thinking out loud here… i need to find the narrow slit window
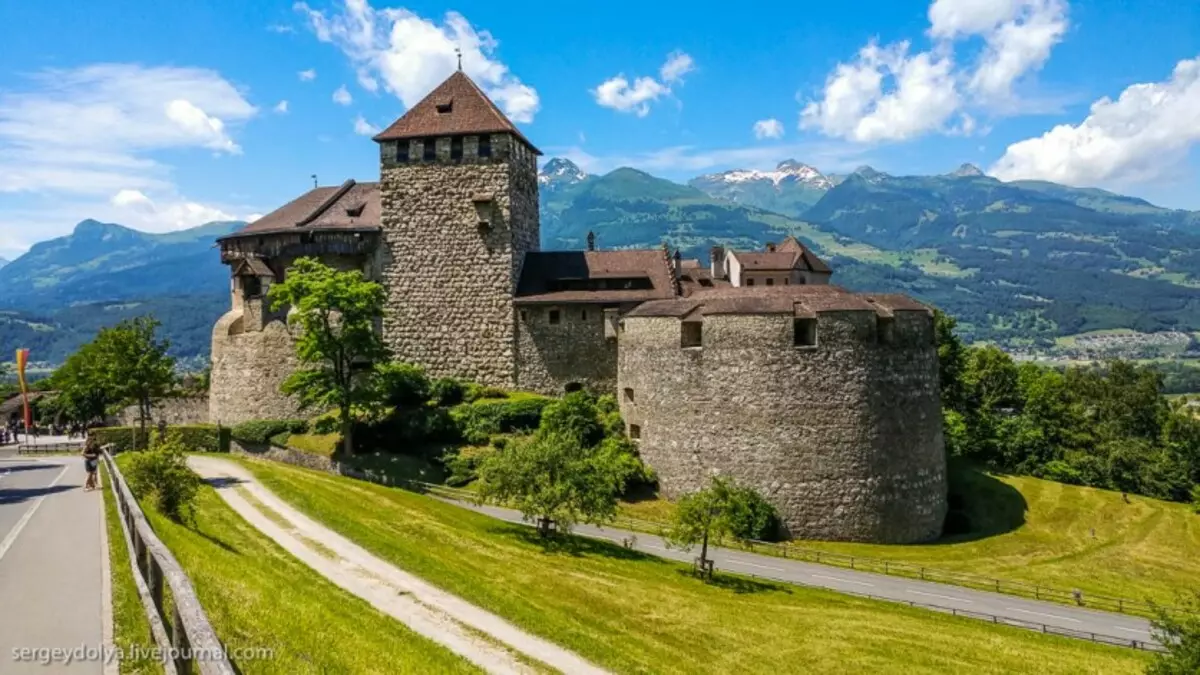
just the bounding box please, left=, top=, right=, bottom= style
left=629, top=424, right=641, bottom=440
left=423, top=139, right=436, bottom=161
left=783, top=278, right=790, bottom=285
left=623, top=387, right=634, bottom=403
left=877, top=316, right=895, bottom=344
left=793, top=318, right=818, bottom=347
left=450, top=136, right=463, bottom=160
left=681, top=322, right=702, bottom=348
left=581, top=309, right=588, bottom=321
left=548, top=309, right=561, bottom=325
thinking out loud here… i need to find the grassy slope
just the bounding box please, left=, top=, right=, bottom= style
left=100, top=464, right=163, bottom=675
left=113, top=457, right=478, bottom=675
left=239, top=457, right=1149, bottom=675
left=621, top=465, right=1200, bottom=607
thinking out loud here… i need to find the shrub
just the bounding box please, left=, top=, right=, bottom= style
left=269, top=431, right=291, bottom=447
left=1191, top=484, right=1200, bottom=514
left=230, top=419, right=308, bottom=445
left=724, top=483, right=781, bottom=542
left=449, top=394, right=552, bottom=445
left=539, top=391, right=604, bottom=446
left=286, top=433, right=342, bottom=457
left=462, top=382, right=508, bottom=403
left=1035, top=460, right=1083, bottom=486
left=375, top=362, right=430, bottom=408
left=430, top=377, right=466, bottom=406
left=596, top=394, right=624, bottom=437
left=123, top=432, right=202, bottom=523
left=443, top=445, right=497, bottom=486
left=93, top=424, right=228, bottom=453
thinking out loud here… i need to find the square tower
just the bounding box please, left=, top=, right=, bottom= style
left=373, top=71, right=541, bottom=387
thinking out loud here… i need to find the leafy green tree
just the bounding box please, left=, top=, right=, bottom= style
left=1149, top=593, right=1200, bottom=675
left=663, top=475, right=779, bottom=578
left=476, top=431, right=640, bottom=536
left=91, top=317, right=176, bottom=439
left=44, top=341, right=113, bottom=426
left=538, top=391, right=605, bottom=447
left=124, top=431, right=202, bottom=523
left=268, top=257, right=389, bottom=456
left=933, top=310, right=967, bottom=413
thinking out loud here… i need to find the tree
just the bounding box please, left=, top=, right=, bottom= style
left=933, top=310, right=967, bottom=413
left=1149, top=593, right=1200, bottom=675
left=44, top=341, right=113, bottom=427
left=663, top=475, right=779, bottom=579
left=91, top=317, right=176, bottom=440
left=268, top=257, right=389, bottom=456
left=476, top=431, right=640, bottom=536
left=124, top=431, right=202, bottom=523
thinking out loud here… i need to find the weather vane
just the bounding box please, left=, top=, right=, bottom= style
left=455, top=46, right=463, bottom=71
left=311, top=174, right=318, bottom=188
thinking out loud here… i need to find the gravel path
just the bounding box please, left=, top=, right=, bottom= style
left=186, top=455, right=609, bottom=675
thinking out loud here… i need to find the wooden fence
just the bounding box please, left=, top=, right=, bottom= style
left=102, top=450, right=236, bottom=675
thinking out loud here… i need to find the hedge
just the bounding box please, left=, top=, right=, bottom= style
left=230, top=419, right=308, bottom=445
left=449, top=393, right=552, bottom=445
left=91, top=424, right=230, bottom=453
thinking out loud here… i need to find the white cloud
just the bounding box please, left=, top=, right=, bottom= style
left=298, top=68, right=317, bottom=81
left=353, top=115, right=380, bottom=136
left=296, top=2, right=540, bottom=123
left=332, top=85, right=353, bottom=105
left=801, top=0, right=1068, bottom=143
left=753, top=118, right=784, bottom=140
left=801, top=41, right=960, bottom=142
left=592, top=51, right=695, bottom=116
left=274, top=99, right=290, bottom=113
left=0, top=63, right=259, bottom=255
left=660, top=50, right=695, bottom=84
left=991, top=56, right=1200, bottom=186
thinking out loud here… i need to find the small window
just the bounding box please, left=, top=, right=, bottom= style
left=395, top=142, right=409, bottom=163
left=519, top=310, right=527, bottom=321
left=564, top=382, right=583, bottom=393
left=784, top=278, right=790, bottom=285
left=423, top=139, right=436, bottom=161
left=623, top=387, right=634, bottom=403
left=747, top=278, right=755, bottom=286
left=435, top=100, right=453, bottom=114
left=798, top=277, right=807, bottom=285
left=766, top=278, right=775, bottom=286
left=629, top=424, right=641, bottom=440
left=794, top=318, right=818, bottom=347
left=681, top=322, right=702, bottom=348
left=450, top=136, right=463, bottom=160
left=549, top=309, right=561, bottom=325
left=243, top=276, right=262, bottom=298
left=877, top=316, right=896, bottom=344
left=580, top=309, right=588, bottom=321
left=478, top=134, right=492, bottom=158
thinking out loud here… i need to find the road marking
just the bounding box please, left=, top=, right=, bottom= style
left=1005, top=607, right=1081, bottom=623
left=1114, top=626, right=1152, bottom=636
left=728, top=560, right=784, bottom=571
left=0, top=464, right=70, bottom=564
left=812, top=574, right=874, bottom=587
left=907, top=590, right=972, bottom=603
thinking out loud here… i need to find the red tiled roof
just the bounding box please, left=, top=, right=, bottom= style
left=222, top=180, right=382, bottom=239
left=373, top=71, right=540, bottom=153
left=730, top=235, right=832, bottom=274
left=515, top=250, right=678, bottom=304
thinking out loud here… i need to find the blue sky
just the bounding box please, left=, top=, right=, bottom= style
left=1, top=0, right=1198, bottom=259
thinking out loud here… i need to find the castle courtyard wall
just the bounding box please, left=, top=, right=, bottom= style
left=209, top=311, right=302, bottom=425
left=516, top=304, right=630, bottom=395
left=617, top=309, right=947, bottom=543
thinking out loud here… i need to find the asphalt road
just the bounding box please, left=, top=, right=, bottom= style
left=0, top=449, right=109, bottom=673
left=451, top=499, right=1159, bottom=649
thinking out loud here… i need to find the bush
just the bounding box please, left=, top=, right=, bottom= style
left=92, top=424, right=228, bottom=453
left=430, top=378, right=466, bottom=407
left=724, top=483, right=781, bottom=542
left=230, top=419, right=308, bottom=445
left=1035, top=460, right=1084, bottom=486
left=375, top=362, right=430, bottom=408
left=123, top=432, right=202, bottom=523
left=539, top=391, right=604, bottom=446
left=449, top=394, right=552, bottom=445
left=1191, top=484, right=1200, bottom=514
left=463, top=382, right=508, bottom=403
left=286, top=433, right=342, bottom=457
left=269, top=431, right=291, bottom=447
left=443, top=445, right=497, bottom=486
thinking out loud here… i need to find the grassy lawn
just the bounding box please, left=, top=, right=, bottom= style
left=100, top=464, right=163, bottom=675
left=112, top=457, right=479, bottom=674
left=238, top=457, right=1151, bottom=675
left=619, top=464, right=1200, bottom=608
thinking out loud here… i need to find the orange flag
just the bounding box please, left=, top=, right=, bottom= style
left=15, top=349, right=31, bottom=430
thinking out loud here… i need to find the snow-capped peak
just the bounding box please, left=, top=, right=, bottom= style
left=948, top=163, right=985, bottom=178
left=700, top=159, right=833, bottom=189
left=538, top=158, right=588, bottom=186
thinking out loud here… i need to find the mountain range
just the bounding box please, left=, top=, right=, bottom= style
left=3, top=159, right=1199, bottom=365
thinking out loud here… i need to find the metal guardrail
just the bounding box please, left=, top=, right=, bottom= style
left=17, top=442, right=85, bottom=454
left=102, top=450, right=236, bottom=675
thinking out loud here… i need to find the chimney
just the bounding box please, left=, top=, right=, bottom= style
left=766, top=241, right=777, bottom=252
left=587, top=230, right=596, bottom=251
left=672, top=250, right=683, bottom=295
left=710, top=245, right=725, bottom=279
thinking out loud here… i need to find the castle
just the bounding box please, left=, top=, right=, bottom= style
left=210, top=70, right=947, bottom=543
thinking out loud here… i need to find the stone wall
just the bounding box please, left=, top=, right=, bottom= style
left=115, top=397, right=209, bottom=426
left=209, top=311, right=302, bottom=425
left=618, top=309, right=946, bottom=543
left=515, top=304, right=628, bottom=395
left=377, top=133, right=539, bottom=388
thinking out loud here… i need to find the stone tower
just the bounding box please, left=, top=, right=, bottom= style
left=373, top=71, right=541, bottom=387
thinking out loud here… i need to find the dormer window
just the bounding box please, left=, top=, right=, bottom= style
left=435, top=100, right=453, bottom=114
left=344, top=203, right=365, bottom=218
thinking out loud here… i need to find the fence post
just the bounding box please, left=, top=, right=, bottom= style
left=920, top=567, right=925, bottom=581
left=884, top=561, right=889, bottom=575
left=172, top=604, right=189, bottom=674
left=995, top=579, right=1000, bottom=592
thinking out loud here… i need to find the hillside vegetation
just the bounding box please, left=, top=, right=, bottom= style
left=237, top=458, right=1150, bottom=675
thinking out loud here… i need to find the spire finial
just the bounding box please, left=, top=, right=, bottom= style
left=311, top=174, right=318, bottom=189
left=455, top=47, right=463, bottom=72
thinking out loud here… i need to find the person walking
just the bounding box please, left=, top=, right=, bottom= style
left=82, top=439, right=101, bottom=491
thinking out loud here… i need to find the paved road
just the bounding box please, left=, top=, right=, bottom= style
left=448, top=499, right=1159, bottom=648
left=0, top=448, right=111, bottom=673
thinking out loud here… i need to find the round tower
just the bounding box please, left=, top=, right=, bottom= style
left=617, top=286, right=947, bottom=543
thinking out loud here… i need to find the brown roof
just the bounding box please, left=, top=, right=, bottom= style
left=0, top=391, right=55, bottom=416
left=373, top=71, right=540, bottom=153
left=223, top=180, right=381, bottom=239
left=626, top=285, right=931, bottom=317
left=515, top=250, right=678, bottom=304
left=730, top=236, right=831, bottom=274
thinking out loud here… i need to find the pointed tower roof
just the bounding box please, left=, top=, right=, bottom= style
left=372, top=70, right=540, bottom=154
